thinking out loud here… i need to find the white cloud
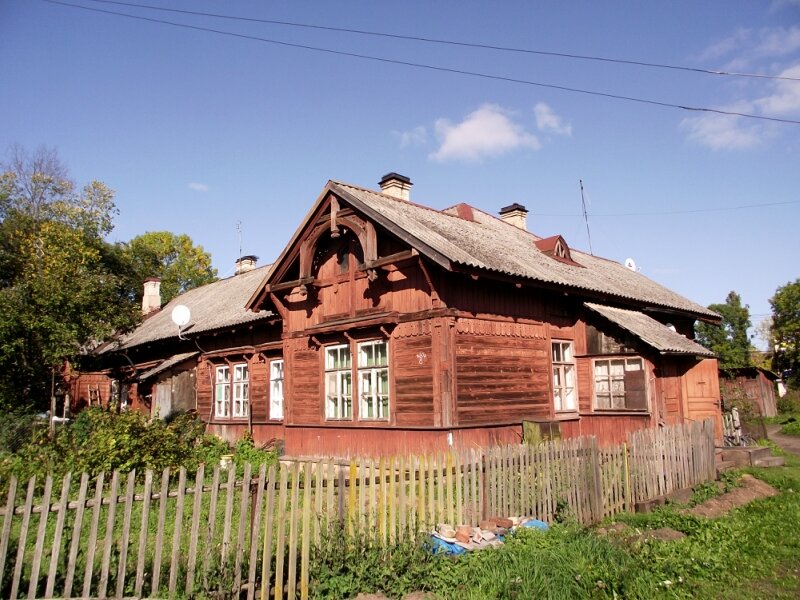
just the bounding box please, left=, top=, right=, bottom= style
left=681, top=111, right=764, bottom=150
left=698, top=25, right=800, bottom=68
left=697, top=28, right=752, bottom=62
left=753, top=25, right=800, bottom=59
left=534, top=102, right=572, bottom=136
left=754, top=64, right=800, bottom=115
left=393, top=126, right=427, bottom=148
left=430, top=104, right=540, bottom=162
left=188, top=182, right=209, bottom=192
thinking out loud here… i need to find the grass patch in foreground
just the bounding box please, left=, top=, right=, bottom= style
left=306, top=462, right=800, bottom=599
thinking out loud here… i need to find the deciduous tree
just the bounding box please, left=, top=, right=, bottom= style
left=771, top=278, right=800, bottom=388
left=0, top=146, right=138, bottom=408
left=695, top=291, right=753, bottom=369
left=120, top=231, right=217, bottom=305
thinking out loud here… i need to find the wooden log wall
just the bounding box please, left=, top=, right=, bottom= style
left=454, top=321, right=551, bottom=426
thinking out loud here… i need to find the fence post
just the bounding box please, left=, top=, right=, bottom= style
left=623, top=442, right=632, bottom=512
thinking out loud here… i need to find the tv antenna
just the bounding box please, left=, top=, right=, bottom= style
left=236, top=220, right=243, bottom=262
left=580, top=180, right=594, bottom=256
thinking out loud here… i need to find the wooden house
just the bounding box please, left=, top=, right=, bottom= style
left=73, top=174, right=722, bottom=457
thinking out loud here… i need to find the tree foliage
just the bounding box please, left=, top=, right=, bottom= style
left=0, top=146, right=139, bottom=408
left=771, top=278, right=800, bottom=388
left=695, top=291, right=753, bottom=369
left=121, top=231, right=217, bottom=305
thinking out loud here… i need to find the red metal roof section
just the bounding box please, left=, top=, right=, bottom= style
left=454, top=203, right=476, bottom=222
left=534, top=235, right=582, bottom=267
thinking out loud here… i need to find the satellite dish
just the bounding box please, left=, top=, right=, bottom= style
left=624, top=258, right=637, bottom=272
left=171, top=304, right=191, bottom=328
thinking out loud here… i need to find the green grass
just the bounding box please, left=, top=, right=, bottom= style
left=309, top=460, right=800, bottom=600
left=779, top=420, right=800, bottom=436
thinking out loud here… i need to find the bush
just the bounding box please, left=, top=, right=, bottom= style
left=0, top=407, right=274, bottom=486
left=777, top=389, right=800, bottom=415
left=780, top=421, right=800, bottom=437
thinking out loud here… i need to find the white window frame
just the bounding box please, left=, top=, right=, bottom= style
left=358, top=339, right=389, bottom=421
left=593, top=357, right=648, bottom=411
left=325, top=344, right=352, bottom=420
left=232, top=363, right=249, bottom=418
left=270, top=359, right=284, bottom=420
left=551, top=341, right=577, bottom=412
left=214, top=365, right=231, bottom=418
left=215, top=363, right=249, bottom=419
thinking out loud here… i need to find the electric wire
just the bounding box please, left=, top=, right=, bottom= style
left=41, top=0, right=800, bottom=126
left=80, top=0, right=800, bottom=83
left=534, top=199, right=800, bottom=217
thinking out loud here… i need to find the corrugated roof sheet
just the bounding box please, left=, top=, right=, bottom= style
left=584, top=303, right=714, bottom=357
left=106, top=265, right=274, bottom=351
left=137, top=352, right=198, bottom=381
left=332, top=181, right=718, bottom=320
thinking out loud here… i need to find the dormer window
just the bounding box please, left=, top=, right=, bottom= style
left=534, top=235, right=582, bottom=267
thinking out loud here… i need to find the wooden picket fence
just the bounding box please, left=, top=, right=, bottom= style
left=0, top=419, right=715, bottom=599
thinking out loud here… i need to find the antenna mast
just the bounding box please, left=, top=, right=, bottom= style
left=580, top=180, right=594, bottom=256
left=236, top=220, right=243, bottom=260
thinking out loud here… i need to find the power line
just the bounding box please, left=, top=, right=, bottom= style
left=534, top=199, right=800, bottom=217
left=41, top=0, right=800, bottom=126
left=80, top=0, right=800, bottom=83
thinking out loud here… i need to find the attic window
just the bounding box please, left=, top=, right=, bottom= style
left=534, top=235, right=581, bottom=266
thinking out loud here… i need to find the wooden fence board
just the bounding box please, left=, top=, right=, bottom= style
left=186, top=464, right=206, bottom=598
left=82, top=472, right=105, bottom=599
left=28, top=474, right=52, bottom=599
left=64, top=472, right=89, bottom=598
left=150, top=468, right=170, bottom=595
left=168, top=467, right=187, bottom=594
left=115, top=470, right=137, bottom=599
left=133, top=469, right=153, bottom=598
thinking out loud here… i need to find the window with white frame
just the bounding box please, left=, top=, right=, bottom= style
left=214, top=365, right=230, bottom=418
left=358, top=340, right=389, bottom=420
left=593, top=357, right=648, bottom=411
left=232, top=364, right=249, bottom=418
left=270, top=359, right=284, bottom=420
left=325, top=344, right=352, bottom=419
left=552, top=341, right=577, bottom=412
left=215, top=363, right=249, bottom=418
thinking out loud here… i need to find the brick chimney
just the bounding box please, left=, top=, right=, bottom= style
left=235, top=255, right=258, bottom=275
left=499, top=203, right=528, bottom=230
left=379, top=172, right=412, bottom=201
left=142, top=278, right=161, bottom=315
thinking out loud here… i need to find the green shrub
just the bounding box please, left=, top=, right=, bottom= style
left=780, top=420, right=800, bottom=437
left=0, top=407, right=276, bottom=487
left=777, top=389, right=800, bottom=415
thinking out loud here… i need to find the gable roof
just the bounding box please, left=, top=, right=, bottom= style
left=250, top=180, right=718, bottom=321
left=584, top=303, right=714, bottom=357
left=104, top=264, right=274, bottom=352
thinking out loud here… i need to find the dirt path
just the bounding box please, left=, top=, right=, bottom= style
left=766, top=423, right=800, bottom=456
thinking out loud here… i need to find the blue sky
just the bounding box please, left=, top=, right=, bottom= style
left=2, top=0, right=799, bottom=346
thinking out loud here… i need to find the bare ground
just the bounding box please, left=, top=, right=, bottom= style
left=685, top=473, right=778, bottom=518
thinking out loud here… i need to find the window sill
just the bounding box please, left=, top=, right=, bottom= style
left=585, top=410, right=650, bottom=417
left=552, top=412, right=580, bottom=421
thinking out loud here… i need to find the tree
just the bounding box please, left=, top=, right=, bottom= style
left=0, top=146, right=139, bottom=408
left=695, top=291, right=753, bottom=369
left=120, top=231, right=217, bottom=305
left=771, top=278, right=800, bottom=388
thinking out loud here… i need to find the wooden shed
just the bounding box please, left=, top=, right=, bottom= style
left=720, top=367, right=779, bottom=418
